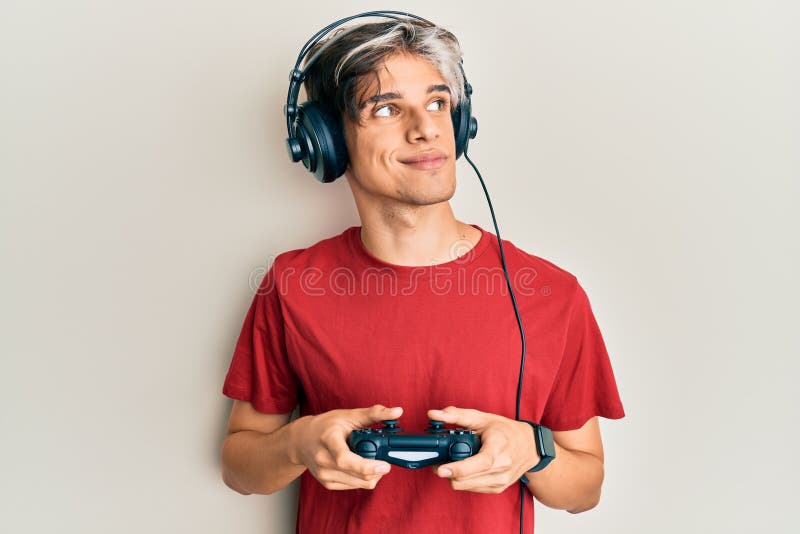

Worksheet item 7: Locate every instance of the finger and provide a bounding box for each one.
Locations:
[434,447,520,493]
[313,444,389,489]
[427,406,487,431]
[315,468,386,490]
[435,449,495,480]
[448,472,516,494]
[347,404,404,428]
[329,437,392,478]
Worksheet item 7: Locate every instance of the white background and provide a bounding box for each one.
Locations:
[1,1,798,532]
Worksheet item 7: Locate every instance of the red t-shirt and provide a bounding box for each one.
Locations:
[223,224,625,533]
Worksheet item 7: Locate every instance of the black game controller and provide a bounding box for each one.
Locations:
[347,419,481,469]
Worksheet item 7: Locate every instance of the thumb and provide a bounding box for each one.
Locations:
[350,404,403,428]
[427,406,487,431]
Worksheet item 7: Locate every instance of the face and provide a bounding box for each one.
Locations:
[342,53,457,207]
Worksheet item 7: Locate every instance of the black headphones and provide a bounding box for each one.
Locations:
[284,10,479,183]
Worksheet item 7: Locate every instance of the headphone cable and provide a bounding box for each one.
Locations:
[463,150,529,534]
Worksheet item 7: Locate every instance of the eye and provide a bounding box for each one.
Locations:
[373,104,394,118]
[427,98,449,112]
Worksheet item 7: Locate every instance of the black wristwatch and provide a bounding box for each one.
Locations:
[519,420,556,483]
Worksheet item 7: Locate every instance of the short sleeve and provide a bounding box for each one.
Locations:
[540,280,625,431]
[222,264,299,414]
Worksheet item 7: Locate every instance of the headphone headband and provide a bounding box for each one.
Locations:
[297,12,431,77]
[285,11,433,141]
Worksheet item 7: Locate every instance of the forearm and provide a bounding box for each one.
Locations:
[221,416,309,495]
[526,442,604,513]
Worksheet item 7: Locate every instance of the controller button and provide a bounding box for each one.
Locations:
[355,441,378,458]
[449,441,472,459]
[356,441,377,452]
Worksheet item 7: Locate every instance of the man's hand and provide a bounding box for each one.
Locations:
[428,406,540,494]
[291,404,402,491]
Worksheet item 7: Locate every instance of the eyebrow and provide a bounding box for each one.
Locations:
[360,84,451,109]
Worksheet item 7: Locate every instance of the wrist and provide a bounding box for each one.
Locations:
[286,415,312,466]
[519,420,541,468]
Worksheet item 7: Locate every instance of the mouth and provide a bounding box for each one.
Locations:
[399,151,448,170]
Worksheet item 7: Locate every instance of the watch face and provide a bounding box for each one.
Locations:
[524,421,556,473]
[539,426,556,458]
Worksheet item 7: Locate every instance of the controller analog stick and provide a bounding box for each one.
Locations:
[426,420,445,433]
[381,419,401,433]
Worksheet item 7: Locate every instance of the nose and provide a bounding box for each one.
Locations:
[405,106,440,143]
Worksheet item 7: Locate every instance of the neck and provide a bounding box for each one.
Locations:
[355,201,480,267]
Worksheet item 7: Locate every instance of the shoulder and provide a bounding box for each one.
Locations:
[491,232,581,300]
[269,226,356,278]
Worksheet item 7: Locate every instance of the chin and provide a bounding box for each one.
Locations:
[400,179,457,206]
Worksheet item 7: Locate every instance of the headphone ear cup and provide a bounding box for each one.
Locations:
[295,102,349,182]
[452,104,468,159]
[452,96,477,159]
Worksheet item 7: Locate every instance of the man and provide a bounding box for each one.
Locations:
[220,15,624,533]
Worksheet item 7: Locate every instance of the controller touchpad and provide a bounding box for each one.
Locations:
[388,451,440,461]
